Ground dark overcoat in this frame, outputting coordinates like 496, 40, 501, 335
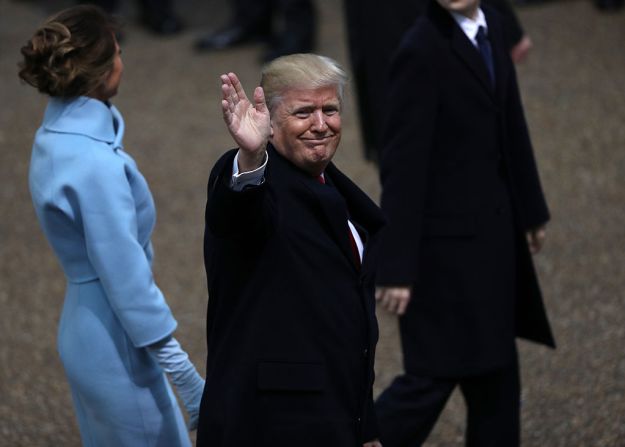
197, 145, 386, 446
377, 1, 555, 378
344, 0, 524, 161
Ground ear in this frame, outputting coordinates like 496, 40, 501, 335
269, 119, 274, 137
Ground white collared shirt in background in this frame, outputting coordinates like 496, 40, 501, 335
450, 8, 488, 48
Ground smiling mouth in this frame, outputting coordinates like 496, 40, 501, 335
302, 135, 334, 143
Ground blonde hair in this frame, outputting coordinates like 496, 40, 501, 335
260, 53, 348, 114
18, 5, 118, 98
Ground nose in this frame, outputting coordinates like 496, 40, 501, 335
310, 110, 328, 132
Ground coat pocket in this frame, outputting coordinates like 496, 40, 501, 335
257, 361, 325, 392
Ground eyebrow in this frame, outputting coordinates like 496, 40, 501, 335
290, 100, 340, 111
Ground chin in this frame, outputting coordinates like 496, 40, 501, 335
310, 149, 332, 162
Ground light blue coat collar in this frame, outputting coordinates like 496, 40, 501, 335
43, 96, 125, 149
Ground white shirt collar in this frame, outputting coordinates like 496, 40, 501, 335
450, 8, 488, 47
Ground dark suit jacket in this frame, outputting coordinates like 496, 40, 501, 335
377, 0, 554, 378
197, 145, 386, 446
344, 0, 524, 161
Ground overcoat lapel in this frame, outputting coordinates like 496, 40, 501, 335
325, 164, 386, 241
429, 1, 495, 98
325, 163, 387, 270
451, 25, 496, 97
268, 145, 360, 270
310, 177, 361, 271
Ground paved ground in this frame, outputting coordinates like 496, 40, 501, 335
1, 0, 624, 445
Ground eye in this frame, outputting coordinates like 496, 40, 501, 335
323, 107, 339, 116
295, 111, 311, 118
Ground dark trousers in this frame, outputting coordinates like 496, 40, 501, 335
375, 359, 521, 447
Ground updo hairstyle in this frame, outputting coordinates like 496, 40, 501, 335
18, 5, 119, 98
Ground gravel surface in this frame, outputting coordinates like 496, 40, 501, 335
1, 0, 624, 445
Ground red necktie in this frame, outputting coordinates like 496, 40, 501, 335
317, 175, 361, 268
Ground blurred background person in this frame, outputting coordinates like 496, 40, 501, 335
593, 0, 623, 10
19, 5, 203, 445
344, 0, 532, 162
373, 0, 555, 445
514, 0, 623, 12
78, 0, 183, 35
194, 0, 315, 62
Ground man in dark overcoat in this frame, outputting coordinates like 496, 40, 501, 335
197, 54, 385, 447
374, 0, 555, 445
344, 0, 530, 162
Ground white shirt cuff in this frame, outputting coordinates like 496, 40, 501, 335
231, 150, 268, 191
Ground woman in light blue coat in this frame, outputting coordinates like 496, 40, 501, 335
19, 6, 204, 446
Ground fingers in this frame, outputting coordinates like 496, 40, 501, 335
376, 287, 411, 315
220, 73, 233, 100
375, 287, 383, 301
221, 73, 268, 122
253, 86, 268, 114
220, 72, 244, 107
526, 231, 534, 253
510, 35, 532, 64
396, 292, 410, 315
221, 75, 236, 123
391, 289, 411, 315
533, 227, 546, 253
526, 226, 546, 254
228, 72, 248, 102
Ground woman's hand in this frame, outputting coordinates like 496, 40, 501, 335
221, 72, 271, 171
147, 337, 205, 431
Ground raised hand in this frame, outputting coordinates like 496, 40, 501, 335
221, 72, 271, 171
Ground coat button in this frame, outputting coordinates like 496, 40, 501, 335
363, 348, 369, 358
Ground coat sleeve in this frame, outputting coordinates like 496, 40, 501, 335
205, 149, 271, 240
483, 0, 524, 48
504, 61, 550, 230
362, 387, 380, 442
377, 32, 438, 286
77, 147, 177, 348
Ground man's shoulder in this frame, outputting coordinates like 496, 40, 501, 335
215, 148, 238, 166
211, 148, 238, 173
207, 148, 238, 190
325, 163, 355, 188
398, 13, 446, 56
326, 162, 385, 227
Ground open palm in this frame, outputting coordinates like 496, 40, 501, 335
221, 72, 271, 156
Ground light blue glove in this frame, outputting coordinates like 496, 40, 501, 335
147, 336, 205, 430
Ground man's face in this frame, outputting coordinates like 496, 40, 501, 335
270, 86, 341, 177
436, 0, 480, 18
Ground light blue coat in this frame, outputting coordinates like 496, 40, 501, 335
29, 96, 190, 446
